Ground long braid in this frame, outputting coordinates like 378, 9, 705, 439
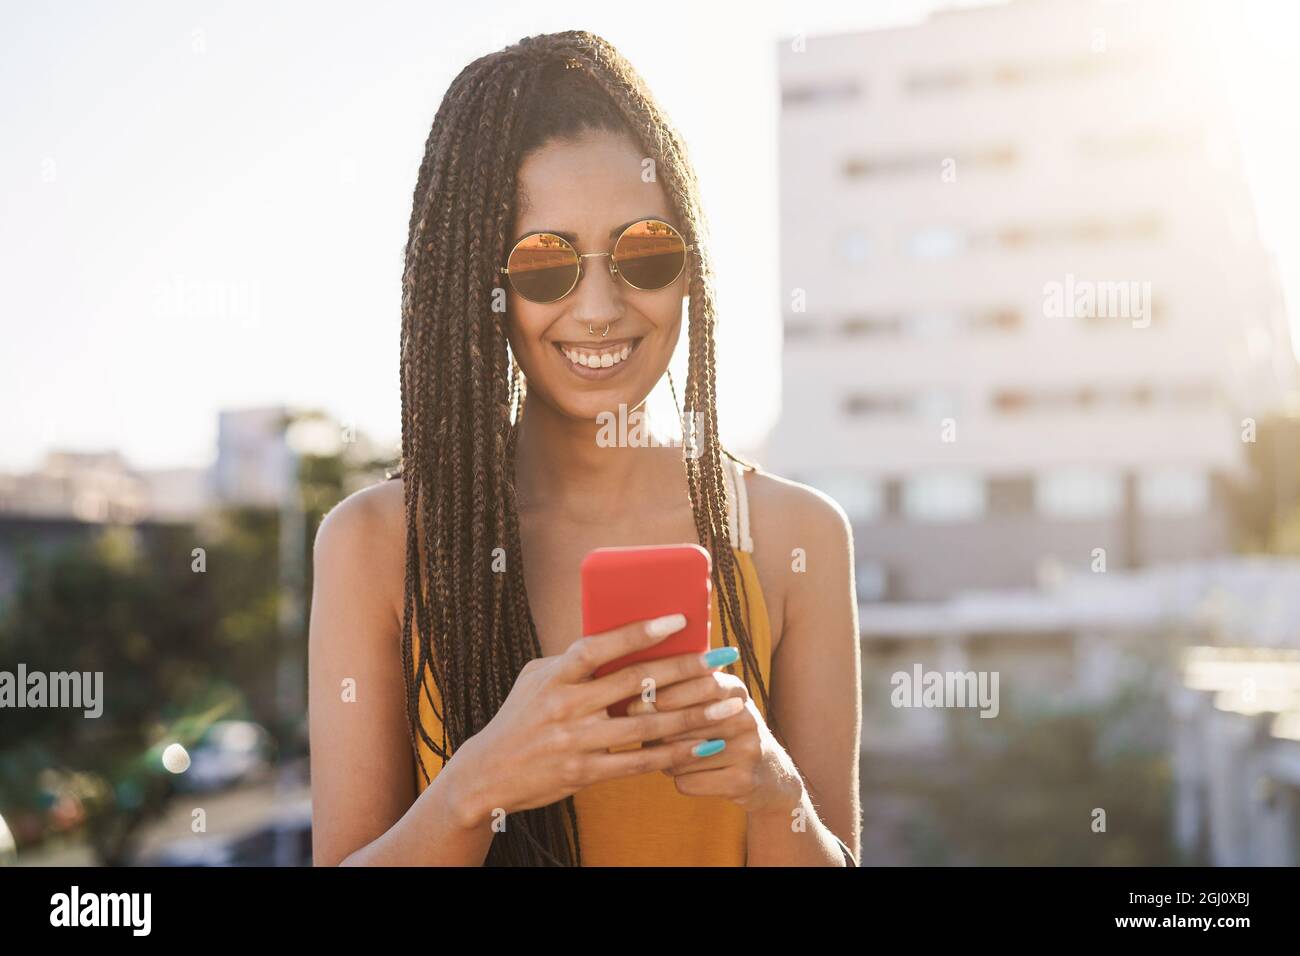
395, 30, 773, 866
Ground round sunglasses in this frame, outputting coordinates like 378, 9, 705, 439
499, 217, 693, 304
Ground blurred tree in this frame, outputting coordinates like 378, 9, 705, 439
1232, 412, 1300, 554
899, 684, 1177, 865
0, 416, 395, 863
0, 524, 249, 863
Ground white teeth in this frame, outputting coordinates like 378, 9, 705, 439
561, 341, 636, 369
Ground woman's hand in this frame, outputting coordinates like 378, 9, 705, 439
629, 670, 806, 815
444, 614, 744, 830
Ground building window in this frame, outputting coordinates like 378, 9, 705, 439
1160, 383, 1216, 407
905, 54, 1144, 99
912, 390, 960, 420
855, 559, 889, 602
841, 315, 901, 337
790, 308, 1022, 340
784, 317, 822, 340
988, 476, 1034, 516
903, 312, 960, 337
993, 389, 1030, 414
907, 227, 965, 260
1035, 469, 1123, 520
991, 384, 1211, 415
843, 145, 1014, 179
904, 69, 973, 94
902, 473, 985, 522
970, 308, 1021, 333
1078, 127, 1203, 159
839, 231, 870, 263
843, 393, 909, 417
997, 215, 1163, 249
805, 472, 884, 523
1139, 468, 1210, 517
782, 78, 861, 108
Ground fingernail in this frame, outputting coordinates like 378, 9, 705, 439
704, 697, 744, 721
692, 739, 726, 758
646, 613, 687, 638
701, 646, 739, 669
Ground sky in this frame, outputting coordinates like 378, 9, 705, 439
1, 0, 1297, 472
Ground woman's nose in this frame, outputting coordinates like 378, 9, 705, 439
570, 254, 624, 321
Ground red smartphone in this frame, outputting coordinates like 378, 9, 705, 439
581, 544, 712, 718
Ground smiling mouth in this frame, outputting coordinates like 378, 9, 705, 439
552, 337, 642, 370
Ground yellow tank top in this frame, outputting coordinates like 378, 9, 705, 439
410, 457, 772, 866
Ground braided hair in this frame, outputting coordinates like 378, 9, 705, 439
394, 30, 772, 866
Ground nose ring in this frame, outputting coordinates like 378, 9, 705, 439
586, 323, 611, 337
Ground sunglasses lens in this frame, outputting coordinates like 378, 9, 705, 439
506, 233, 579, 302
614, 220, 687, 290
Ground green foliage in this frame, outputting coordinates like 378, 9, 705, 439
0, 414, 383, 863
893, 686, 1178, 866
1232, 413, 1300, 555
0, 516, 280, 862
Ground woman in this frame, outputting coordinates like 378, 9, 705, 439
309, 30, 861, 866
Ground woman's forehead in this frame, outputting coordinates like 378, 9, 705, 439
513, 136, 673, 241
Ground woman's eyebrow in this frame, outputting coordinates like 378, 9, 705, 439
512, 216, 673, 245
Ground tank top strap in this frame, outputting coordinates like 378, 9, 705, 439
721, 456, 754, 554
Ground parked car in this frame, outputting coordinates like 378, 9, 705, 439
143, 798, 312, 866
172, 720, 274, 793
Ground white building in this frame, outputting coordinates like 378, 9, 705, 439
0, 451, 149, 522
0, 406, 392, 524
212, 406, 294, 508
769, 0, 1296, 600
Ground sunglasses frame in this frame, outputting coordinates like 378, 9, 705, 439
498, 217, 695, 305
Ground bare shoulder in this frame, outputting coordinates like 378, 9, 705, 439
315, 476, 405, 554
736, 464, 855, 650
742, 465, 854, 555
313, 477, 407, 625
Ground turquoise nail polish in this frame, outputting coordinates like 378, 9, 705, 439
702, 647, 740, 669
692, 739, 726, 758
